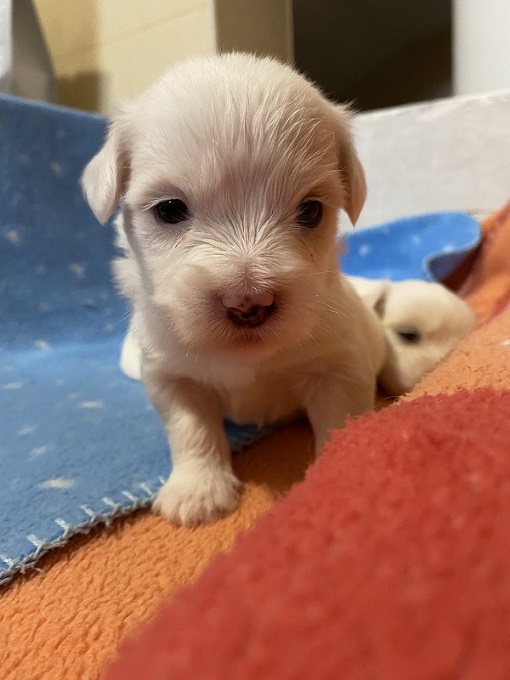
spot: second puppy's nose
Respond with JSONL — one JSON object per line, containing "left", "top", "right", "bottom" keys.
{"left": 221, "top": 291, "right": 275, "bottom": 327}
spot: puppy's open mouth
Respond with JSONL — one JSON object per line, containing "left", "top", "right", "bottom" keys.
{"left": 200, "top": 294, "right": 289, "bottom": 356}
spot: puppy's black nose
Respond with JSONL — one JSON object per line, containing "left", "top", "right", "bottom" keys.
{"left": 221, "top": 292, "right": 275, "bottom": 328}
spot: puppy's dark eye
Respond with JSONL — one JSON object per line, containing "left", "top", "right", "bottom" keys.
{"left": 396, "top": 328, "right": 421, "bottom": 344}
{"left": 297, "top": 200, "right": 323, "bottom": 228}
{"left": 154, "top": 199, "right": 189, "bottom": 225}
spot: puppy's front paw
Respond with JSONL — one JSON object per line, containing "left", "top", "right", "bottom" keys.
{"left": 153, "top": 468, "right": 241, "bottom": 526}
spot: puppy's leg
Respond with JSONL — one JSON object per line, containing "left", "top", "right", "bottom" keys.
{"left": 145, "top": 368, "right": 240, "bottom": 525}
{"left": 302, "top": 371, "right": 375, "bottom": 456}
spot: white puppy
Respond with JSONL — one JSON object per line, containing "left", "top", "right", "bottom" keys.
{"left": 82, "top": 53, "right": 384, "bottom": 525}
{"left": 349, "top": 277, "right": 477, "bottom": 395}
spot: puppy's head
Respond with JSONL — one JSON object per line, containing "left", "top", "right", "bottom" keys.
{"left": 82, "top": 53, "right": 366, "bottom": 360}
{"left": 373, "top": 280, "right": 477, "bottom": 395}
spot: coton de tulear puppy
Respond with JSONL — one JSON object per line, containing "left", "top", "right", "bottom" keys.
{"left": 82, "top": 53, "right": 385, "bottom": 525}
{"left": 349, "top": 277, "right": 476, "bottom": 395}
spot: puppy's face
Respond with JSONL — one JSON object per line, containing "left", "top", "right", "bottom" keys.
{"left": 377, "top": 280, "right": 477, "bottom": 394}
{"left": 82, "top": 54, "right": 366, "bottom": 361}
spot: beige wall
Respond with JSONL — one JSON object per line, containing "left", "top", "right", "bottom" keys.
{"left": 33, "top": 0, "right": 216, "bottom": 114}
{"left": 33, "top": 0, "right": 293, "bottom": 115}
{"left": 213, "top": 0, "right": 293, "bottom": 65}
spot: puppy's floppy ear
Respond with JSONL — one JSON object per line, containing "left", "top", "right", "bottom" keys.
{"left": 332, "top": 105, "right": 367, "bottom": 225}
{"left": 81, "top": 117, "right": 129, "bottom": 224}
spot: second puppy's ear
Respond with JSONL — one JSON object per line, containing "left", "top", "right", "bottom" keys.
{"left": 347, "top": 276, "right": 390, "bottom": 314}
{"left": 332, "top": 105, "right": 367, "bottom": 225}
{"left": 81, "top": 117, "right": 129, "bottom": 224}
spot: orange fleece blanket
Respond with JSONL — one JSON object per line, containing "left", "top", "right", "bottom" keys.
{"left": 2, "top": 203, "right": 510, "bottom": 679}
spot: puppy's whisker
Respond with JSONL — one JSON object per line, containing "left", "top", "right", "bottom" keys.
{"left": 305, "top": 300, "right": 349, "bottom": 319}
{"left": 294, "top": 271, "right": 344, "bottom": 285}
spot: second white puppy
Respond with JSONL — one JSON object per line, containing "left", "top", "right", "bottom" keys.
{"left": 82, "top": 53, "right": 384, "bottom": 525}
{"left": 349, "top": 277, "right": 477, "bottom": 395}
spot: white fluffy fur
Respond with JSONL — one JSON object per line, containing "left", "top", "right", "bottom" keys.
{"left": 349, "top": 276, "right": 477, "bottom": 395}
{"left": 82, "top": 53, "right": 384, "bottom": 525}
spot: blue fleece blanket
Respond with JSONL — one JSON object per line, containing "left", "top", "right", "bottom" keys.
{"left": 0, "top": 95, "right": 481, "bottom": 585}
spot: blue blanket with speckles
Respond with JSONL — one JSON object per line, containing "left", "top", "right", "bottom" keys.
{"left": 0, "top": 94, "right": 481, "bottom": 586}
{"left": 0, "top": 96, "right": 265, "bottom": 585}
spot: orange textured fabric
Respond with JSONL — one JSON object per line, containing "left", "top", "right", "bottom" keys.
{"left": 102, "top": 389, "right": 510, "bottom": 680}
{"left": 460, "top": 201, "right": 510, "bottom": 322}
{"left": 2, "top": 206, "right": 510, "bottom": 679}
{"left": 0, "top": 423, "right": 314, "bottom": 679}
